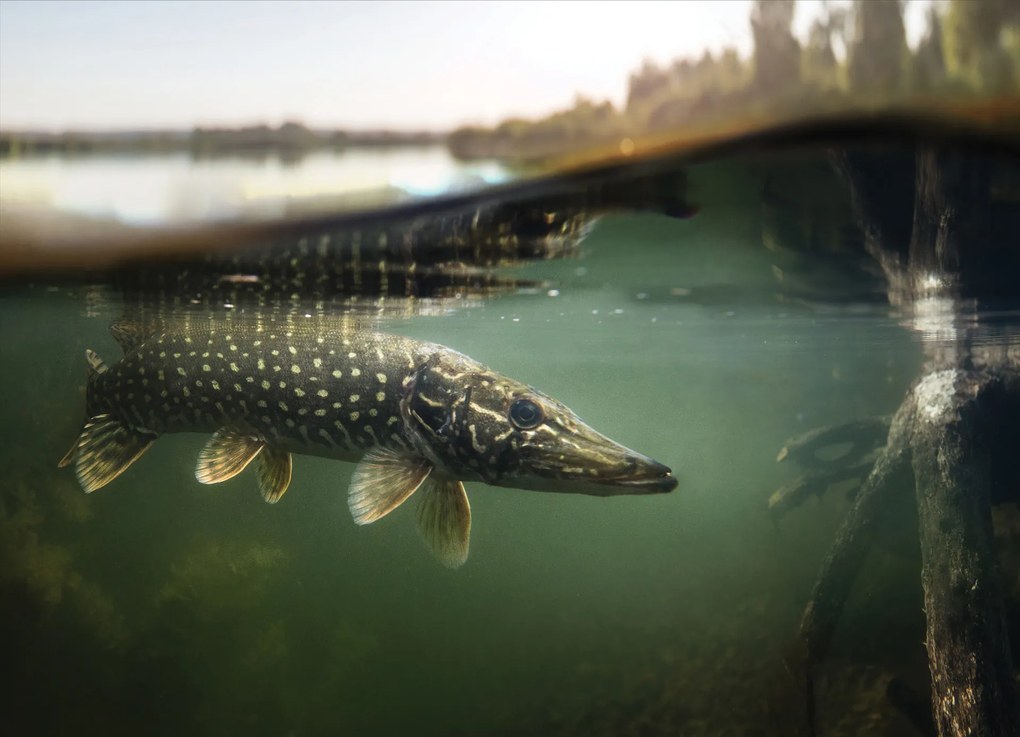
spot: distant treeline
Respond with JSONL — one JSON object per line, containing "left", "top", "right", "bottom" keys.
{"left": 0, "top": 121, "right": 445, "bottom": 159}
{"left": 449, "top": 0, "right": 1020, "bottom": 163}
{"left": 4, "top": 0, "right": 1017, "bottom": 165}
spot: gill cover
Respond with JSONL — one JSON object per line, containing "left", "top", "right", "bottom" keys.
{"left": 403, "top": 353, "right": 524, "bottom": 483}
{"left": 402, "top": 352, "right": 677, "bottom": 495}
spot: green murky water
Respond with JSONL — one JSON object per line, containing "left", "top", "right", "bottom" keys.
{"left": 2, "top": 146, "right": 1017, "bottom": 737}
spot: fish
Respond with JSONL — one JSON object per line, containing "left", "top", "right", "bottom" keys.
{"left": 102, "top": 165, "right": 697, "bottom": 321}
{"left": 59, "top": 318, "right": 677, "bottom": 567}
{"left": 1, "top": 161, "right": 693, "bottom": 280}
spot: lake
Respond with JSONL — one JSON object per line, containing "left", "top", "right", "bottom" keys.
{"left": 0, "top": 145, "right": 510, "bottom": 224}
{"left": 1, "top": 134, "right": 1018, "bottom": 737}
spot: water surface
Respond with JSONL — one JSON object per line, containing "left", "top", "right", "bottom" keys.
{"left": 0, "top": 145, "right": 509, "bottom": 224}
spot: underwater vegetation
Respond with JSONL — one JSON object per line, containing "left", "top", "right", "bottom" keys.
{"left": 0, "top": 469, "right": 390, "bottom": 736}
{"left": 0, "top": 475, "right": 124, "bottom": 648}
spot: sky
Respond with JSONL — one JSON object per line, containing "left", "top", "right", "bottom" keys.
{"left": 0, "top": 0, "right": 931, "bottom": 133}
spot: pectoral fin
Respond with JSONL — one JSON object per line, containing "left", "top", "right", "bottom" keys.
{"left": 196, "top": 428, "right": 264, "bottom": 484}
{"left": 73, "top": 414, "right": 155, "bottom": 492}
{"left": 255, "top": 447, "right": 292, "bottom": 504}
{"left": 416, "top": 479, "right": 471, "bottom": 568}
{"left": 348, "top": 447, "right": 431, "bottom": 525}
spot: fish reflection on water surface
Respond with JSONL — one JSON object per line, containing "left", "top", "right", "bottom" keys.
{"left": 59, "top": 318, "right": 677, "bottom": 567}
{"left": 45, "top": 166, "right": 692, "bottom": 566}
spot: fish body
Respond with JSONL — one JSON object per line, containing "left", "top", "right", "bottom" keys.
{"left": 61, "top": 320, "right": 677, "bottom": 566}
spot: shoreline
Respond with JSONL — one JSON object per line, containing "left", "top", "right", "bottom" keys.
{"left": 0, "top": 124, "right": 449, "bottom": 160}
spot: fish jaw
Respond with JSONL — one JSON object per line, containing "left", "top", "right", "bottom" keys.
{"left": 505, "top": 417, "right": 678, "bottom": 496}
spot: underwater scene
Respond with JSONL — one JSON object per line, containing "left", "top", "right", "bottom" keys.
{"left": 2, "top": 118, "right": 1018, "bottom": 737}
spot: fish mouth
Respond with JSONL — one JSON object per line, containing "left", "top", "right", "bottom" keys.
{"left": 505, "top": 411, "right": 680, "bottom": 497}
{"left": 517, "top": 450, "right": 679, "bottom": 496}
{"left": 605, "top": 459, "right": 678, "bottom": 493}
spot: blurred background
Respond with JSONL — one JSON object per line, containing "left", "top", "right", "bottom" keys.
{"left": 2, "top": 0, "right": 1017, "bottom": 224}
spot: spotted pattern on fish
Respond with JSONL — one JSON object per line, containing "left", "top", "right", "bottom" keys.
{"left": 61, "top": 319, "right": 677, "bottom": 567}
{"left": 96, "top": 326, "right": 419, "bottom": 456}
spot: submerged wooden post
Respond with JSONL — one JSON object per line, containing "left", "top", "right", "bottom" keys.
{"left": 910, "top": 371, "right": 1019, "bottom": 737}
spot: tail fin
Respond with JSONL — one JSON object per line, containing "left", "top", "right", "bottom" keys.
{"left": 57, "top": 440, "right": 77, "bottom": 469}
{"left": 61, "top": 414, "right": 155, "bottom": 492}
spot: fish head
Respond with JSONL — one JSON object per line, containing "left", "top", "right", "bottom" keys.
{"left": 402, "top": 352, "right": 677, "bottom": 496}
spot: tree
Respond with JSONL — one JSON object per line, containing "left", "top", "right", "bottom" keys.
{"left": 942, "top": 0, "right": 1020, "bottom": 92}
{"left": 847, "top": 0, "right": 907, "bottom": 95}
{"left": 750, "top": 0, "right": 801, "bottom": 96}
{"left": 911, "top": 5, "right": 946, "bottom": 92}
{"left": 802, "top": 1, "right": 848, "bottom": 92}
{"left": 626, "top": 59, "right": 671, "bottom": 112}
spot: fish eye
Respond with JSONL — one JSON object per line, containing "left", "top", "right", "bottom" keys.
{"left": 509, "top": 398, "right": 544, "bottom": 430}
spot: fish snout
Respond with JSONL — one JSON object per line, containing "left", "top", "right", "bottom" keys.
{"left": 528, "top": 428, "right": 679, "bottom": 496}
{"left": 614, "top": 453, "right": 678, "bottom": 493}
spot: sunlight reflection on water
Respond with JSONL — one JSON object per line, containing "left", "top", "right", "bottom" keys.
{"left": 0, "top": 145, "right": 509, "bottom": 225}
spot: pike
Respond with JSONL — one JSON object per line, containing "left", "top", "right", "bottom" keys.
{"left": 59, "top": 319, "right": 677, "bottom": 567}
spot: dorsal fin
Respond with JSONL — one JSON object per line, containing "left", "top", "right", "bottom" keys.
{"left": 85, "top": 349, "right": 107, "bottom": 376}
{"left": 109, "top": 317, "right": 147, "bottom": 354}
